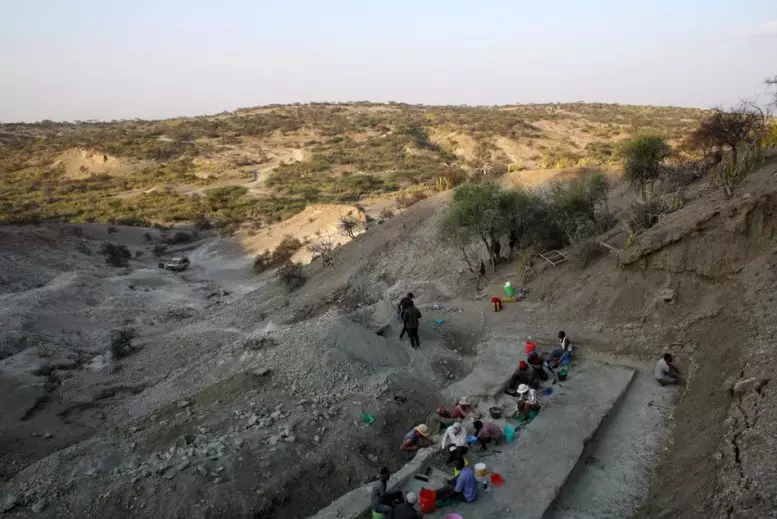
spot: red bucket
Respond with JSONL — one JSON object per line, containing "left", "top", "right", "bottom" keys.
{"left": 490, "top": 472, "right": 506, "bottom": 487}
{"left": 419, "top": 488, "right": 436, "bottom": 513}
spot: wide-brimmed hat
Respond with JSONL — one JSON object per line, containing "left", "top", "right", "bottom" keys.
{"left": 414, "top": 424, "right": 429, "bottom": 437}
{"left": 517, "top": 384, "right": 529, "bottom": 394}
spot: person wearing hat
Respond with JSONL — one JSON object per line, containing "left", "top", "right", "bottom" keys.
{"left": 516, "top": 384, "right": 541, "bottom": 419}
{"left": 371, "top": 466, "right": 404, "bottom": 517}
{"left": 400, "top": 424, "right": 430, "bottom": 451}
{"left": 392, "top": 492, "right": 421, "bottom": 519}
{"left": 506, "top": 360, "right": 538, "bottom": 395}
{"left": 441, "top": 422, "right": 469, "bottom": 463}
{"left": 452, "top": 396, "right": 482, "bottom": 419}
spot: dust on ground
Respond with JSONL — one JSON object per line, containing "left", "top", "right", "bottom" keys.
{"left": 2, "top": 156, "right": 777, "bottom": 518}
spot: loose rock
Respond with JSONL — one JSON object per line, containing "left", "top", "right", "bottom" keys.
{"left": 1, "top": 494, "right": 19, "bottom": 513}
{"left": 31, "top": 498, "right": 48, "bottom": 513}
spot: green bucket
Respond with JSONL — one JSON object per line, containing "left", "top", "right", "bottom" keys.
{"left": 558, "top": 369, "right": 568, "bottom": 382}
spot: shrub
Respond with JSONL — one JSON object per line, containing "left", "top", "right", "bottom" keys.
{"left": 107, "top": 226, "right": 118, "bottom": 234}
{"left": 143, "top": 232, "right": 153, "bottom": 242}
{"left": 339, "top": 216, "right": 361, "bottom": 238}
{"left": 308, "top": 237, "right": 335, "bottom": 268}
{"left": 623, "top": 199, "right": 667, "bottom": 247}
{"left": 253, "top": 251, "right": 273, "bottom": 274}
{"left": 569, "top": 240, "right": 604, "bottom": 269}
{"left": 100, "top": 242, "right": 131, "bottom": 267}
{"left": 711, "top": 143, "right": 767, "bottom": 198}
{"left": 396, "top": 191, "right": 427, "bottom": 209}
{"left": 621, "top": 135, "right": 671, "bottom": 199}
{"left": 166, "top": 231, "right": 192, "bottom": 244}
{"left": 271, "top": 235, "right": 303, "bottom": 264}
{"left": 686, "top": 104, "right": 767, "bottom": 164}
{"left": 109, "top": 327, "right": 137, "bottom": 359}
{"left": 277, "top": 261, "right": 307, "bottom": 292}
{"left": 378, "top": 208, "right": 395, "bottom": 220}
{"left": 152, "top": 244, "right": 167, "bottom": 257}
{"left": 193, "top": 213, "right": 212, "bottom": 230}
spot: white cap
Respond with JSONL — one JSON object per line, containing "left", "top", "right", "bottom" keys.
{"left": 518, "top": 384, "right": 529, "bottom": 394}
{"left": 406, "top": 492, "right": 418, "bottom": 504}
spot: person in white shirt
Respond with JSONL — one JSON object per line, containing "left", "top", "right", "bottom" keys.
{"left": 441, "top": 422, "right": 469, "bottom": 463}
{"left": 655, "top": 353, "right": 681, "bottom": 385}
{"left": 516, "top": 384, "right": 541, "bottom": 419}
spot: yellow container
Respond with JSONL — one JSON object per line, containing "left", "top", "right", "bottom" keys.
{"left": 475, "top": 462, "right": 488, "bottom": 478}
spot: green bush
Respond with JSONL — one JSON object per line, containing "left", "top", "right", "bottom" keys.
{"left": 569, "top": 240, "right": 604, "bottom": 269}
{"left": 100, "top": 243, "right": 131, "bottom": 267}
{"left": 277, "top": 261, "right": 307, "bottom": 292}
{"left": 109, "top": 327, "right": 137, "bottom": 359}
{"left": 621, "top": 135, "right": 670, "bottom": 199}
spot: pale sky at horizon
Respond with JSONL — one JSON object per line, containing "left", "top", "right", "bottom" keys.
{"left": 1, "top": 0, "right": 776, "bottom": 123}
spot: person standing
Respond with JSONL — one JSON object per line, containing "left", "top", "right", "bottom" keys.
{"left": 397, "top": 292, "right": 414, "bottom": 321}
{"left": 403, "top": 300, "right": 422, "bottom": 349}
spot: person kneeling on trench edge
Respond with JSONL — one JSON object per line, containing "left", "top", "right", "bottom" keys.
{"left": 516, "top": 384, "right": 541, "bottom": 419}
{"left": 473, "top": 419, "right": 503, "bottom": 451}
{"left": 400, "top": 424, "right": 430, "bottom": 451}
{"left": 441, "top": 422, "right": 469, "bottom": 463}
{"left": 438, "top": 458, "right": 479, "bottom": 503}
{"left": 370, "top": 466, "right": 404, "bottom": 518}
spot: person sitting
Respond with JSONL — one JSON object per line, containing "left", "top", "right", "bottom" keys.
{"left": 655, "top": 353, "right": 681, "bottom": 386}
{"left": 549, "top": 330, "right": 573, "bottom": 368}
{"left": 391, "top": 492, "right": 421, "bottom": 519}
{"left": 506, "top": 360, "right": 538, "bottom": 394}
{"left": 473, "top": 419, "right": 503, "bottom": 451}
{"left": 400, "top": 424, "right": 430, "bottom": 451}
{"left": 438, "top": 458, "right": 479, "bottom": 503}
{"left": 427, "top": 405, "right": 456, "bottom": 433}
{"left": 441, "top": 422, "right": 469, "bottom": 463}
{"left": 371, "top": 466, "right": 404, "bottom": 517}
{"left": 516, "top": 384, "right": 541, "bottom": 419}
{"left": 452, "top": 397, "right": 482, "bottom": 419}
{"left": 528, "top": 351, "right": 557, "bottom": 383}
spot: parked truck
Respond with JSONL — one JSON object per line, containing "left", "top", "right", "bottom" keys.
{"left": 158, "top": 256, "right": 190, "bottom": 272}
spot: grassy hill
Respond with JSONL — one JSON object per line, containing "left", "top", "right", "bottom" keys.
{"left": 0, "top": 102, "right": 707, "bottom": 226}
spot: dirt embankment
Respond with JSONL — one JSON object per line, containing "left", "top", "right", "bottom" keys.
{"left": 1, "top": 155, "right": 776, "bottom": 518}
{"left": 519, "top": 158, "right": 777, "bottom": 518}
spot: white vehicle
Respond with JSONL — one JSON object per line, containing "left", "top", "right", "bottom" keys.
{"left": 158, "top": 256, "right": 190, "bottom": 272}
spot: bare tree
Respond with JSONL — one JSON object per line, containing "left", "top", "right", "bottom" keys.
{"left": 687, "top": 103, "right": 767, "bottom": 164}
{"left": 308, "top": 234, "right": 336, "bottom": 269}
{"left": 338, "top": 216, "right": 360, "bottom": 238}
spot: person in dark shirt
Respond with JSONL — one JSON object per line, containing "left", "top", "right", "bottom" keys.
{"left": 392, "top": 492, "right": 421, "bottom": 519}
{"left": 403, "top": 300, "right": 422, "bottom": 349}
{"left": 370, "top": 467, "right": 404, "bottom": 516}
{"left": 397, "top": 292, "right": 414, "bottom": 320}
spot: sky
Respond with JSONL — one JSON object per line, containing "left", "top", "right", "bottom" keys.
{"left": 1, "top": 0, "right": 776, "bottom": 122}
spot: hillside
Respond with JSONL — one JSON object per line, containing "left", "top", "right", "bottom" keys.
{"left": 0, "top": 103, "right": 707, "bottom": 226}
